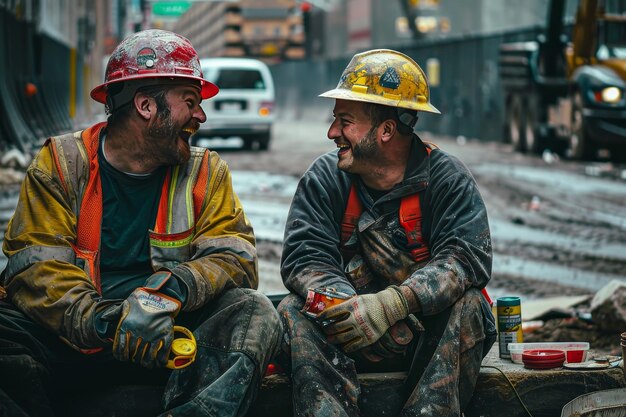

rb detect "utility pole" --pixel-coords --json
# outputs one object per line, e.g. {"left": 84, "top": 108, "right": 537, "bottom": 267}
{"left": 399, "top": 0, "right": 422, "bottom": 41}
{"left": 301, "top": 1, "right": 312, "bottom": 59}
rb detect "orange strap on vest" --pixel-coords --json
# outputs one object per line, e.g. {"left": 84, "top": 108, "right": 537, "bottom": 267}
{"left": 192, "top": 150, "right": 210, "bottom": 221}
{"left": 340, "top": 184, "right": 363, "bottom": 245}
{"left": 154, "top": 169, "right": 172, "bottom": 235}
{"left": 398, "top": 193, "right": 431, "bottom": 263}
{"left": 341, "top": 185, "right": 430, "bottom": 263}
{"left": 339, "top": 144, "right": 492, "bottom": 305}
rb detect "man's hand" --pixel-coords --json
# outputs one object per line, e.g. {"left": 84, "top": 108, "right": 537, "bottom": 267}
{"left": 358, "top": 318, "right": 418, "bottom": 362}
{"left": 317, "top": 286, "right": 409, "bottom": 353}
{"left": 107, "top": 271, "right": 181, "bottom": 368}
{"left": 358, "top": 315, "right": 424, "bottom": 362}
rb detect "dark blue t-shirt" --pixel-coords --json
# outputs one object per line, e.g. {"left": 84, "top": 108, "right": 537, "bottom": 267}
{"left": 97, "top": 137, "right": 165, "bottom": 300}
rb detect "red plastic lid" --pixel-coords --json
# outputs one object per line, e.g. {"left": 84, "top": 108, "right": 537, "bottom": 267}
{"left": 523, "top": 356, "right": 566, "bottom": 363}
{"left": 522, "top": 349, "right": 565, "bottom": 369}
{"left": 524, "top": 361, "right": 564, "bottom": 370}
{"left": 522, "top": 349, "right": 565, "bottom": 361}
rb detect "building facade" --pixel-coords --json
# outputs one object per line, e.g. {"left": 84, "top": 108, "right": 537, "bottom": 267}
{"left": 172, "top": 0, "right": 305, "bottom": 62}
{"left": 321, "top": 0, "right": 550, "bottom": 59}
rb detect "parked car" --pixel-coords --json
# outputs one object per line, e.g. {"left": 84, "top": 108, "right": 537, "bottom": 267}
{"left": 195, "top": 57, "right": 275, "bottom": 151}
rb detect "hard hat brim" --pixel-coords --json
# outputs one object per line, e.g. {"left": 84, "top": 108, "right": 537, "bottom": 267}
{"left": 319, "top": 88, "right": 440, "bottom": 115}
{"left": 90, "top": 75, "right": 219, "bottom": 104}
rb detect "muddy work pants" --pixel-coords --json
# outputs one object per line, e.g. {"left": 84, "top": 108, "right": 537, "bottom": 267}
{"left": 0, "top": 287, "right": 281, "bottom": 417}
{"left": 277, "top": 288, "right": 488, "bottom": 417}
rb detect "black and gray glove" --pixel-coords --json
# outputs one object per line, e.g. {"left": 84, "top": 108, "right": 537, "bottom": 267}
{"left": 104, "top": 271, "right": 181, "bottom": 368}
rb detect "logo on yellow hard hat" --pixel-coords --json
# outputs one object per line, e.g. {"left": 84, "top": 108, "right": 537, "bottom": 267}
{"left": 380, "top": 67, "right": 401, "bottom": 89}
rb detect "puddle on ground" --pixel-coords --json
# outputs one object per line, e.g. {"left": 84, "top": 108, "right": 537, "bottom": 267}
{"left": 473, "top": 164, "right": 626, "bottom": 195}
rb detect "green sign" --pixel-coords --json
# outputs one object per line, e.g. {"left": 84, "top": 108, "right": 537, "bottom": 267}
{"left": 152, "top": 1, "right": 192, "bottom": 17}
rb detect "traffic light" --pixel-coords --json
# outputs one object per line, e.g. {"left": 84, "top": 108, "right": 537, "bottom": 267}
{"left": 301, "top": 2, "right": 312, "bottom": 58}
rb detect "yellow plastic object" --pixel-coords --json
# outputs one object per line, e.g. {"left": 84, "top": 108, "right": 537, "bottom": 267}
{"left": 319, "top": 49, "right": 440, "bottom": 114}
{"left": 166, "top": 326, "right": 197, "bottom": 370}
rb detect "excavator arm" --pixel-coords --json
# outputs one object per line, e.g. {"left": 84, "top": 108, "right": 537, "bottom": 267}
{"left": 571, "top": 0, "right": 599, "bottom": 69}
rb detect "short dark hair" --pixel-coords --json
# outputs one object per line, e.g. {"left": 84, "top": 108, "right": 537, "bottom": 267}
{"left": 362, "top": 102, "right": 416, "bottom": 135}
{"left": 107, "top": 83, "right": 171, "bottom": 126}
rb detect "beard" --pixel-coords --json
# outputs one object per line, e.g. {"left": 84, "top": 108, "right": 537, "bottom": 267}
{"left": 147, "top": 112, "right": 190, "bottom": 166}
{"left": 351, "top": 126, "right": 378, "bottom": 161}
{"left": 337, "top": 126, "right": 379, "bottom": 174}
{"left": 337, "top": 127, "right": 379, "bottom": 174}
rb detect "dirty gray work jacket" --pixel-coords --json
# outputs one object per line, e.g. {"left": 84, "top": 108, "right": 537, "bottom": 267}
{"left": 281, "top": 135, "right": 492, "bottom": 319}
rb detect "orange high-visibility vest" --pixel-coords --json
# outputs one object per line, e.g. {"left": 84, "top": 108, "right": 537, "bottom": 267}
{"left": 48, "top": 123, "right": 210, "bottom": 293}
{"left": 339, "top": 146, "right": 493, "bottom": 305}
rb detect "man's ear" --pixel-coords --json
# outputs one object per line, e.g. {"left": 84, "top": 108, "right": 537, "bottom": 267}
{"left": 134, "top": 93, "right": 154, "bottom": 120}
{"left": 380, "top": 119, "right": 397, "bottom": 143}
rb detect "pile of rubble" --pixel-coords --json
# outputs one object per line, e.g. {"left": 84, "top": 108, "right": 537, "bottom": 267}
{"left": 524, "top": 280, "right": 626, "bottom": 357}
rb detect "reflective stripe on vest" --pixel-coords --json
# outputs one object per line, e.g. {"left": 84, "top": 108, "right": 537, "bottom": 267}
{"left": 49, "top": 124, "right": 208, "bottom": 292}
{"left": 339, "top": 144, "right": 492, "bottom": 305}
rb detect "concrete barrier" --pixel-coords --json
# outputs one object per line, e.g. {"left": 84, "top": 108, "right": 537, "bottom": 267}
{"left": 57, "top": 344, "right": 625, "bottom": 417}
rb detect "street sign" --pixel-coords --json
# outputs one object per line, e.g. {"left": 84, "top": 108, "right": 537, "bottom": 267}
{"left": 152, "top": 1, "right": 192, "bottom": 17}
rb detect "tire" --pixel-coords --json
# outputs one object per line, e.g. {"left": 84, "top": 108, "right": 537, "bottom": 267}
{"left": 568, "top": 93, "right": 595, "bottom": 160}
{"left": 257, "top": 132, "right": 271, "bottom": 151}
{"left": 242, "top": 138, "right": 254, "bottom": 150}
{"left": 243, "top": 133, "right": 270, "bottom": 151}
{"left": 609, "top": 144, "right": 626, "bottom": 163}
{"left": 507, "top": 94, "right": 525, "bottom": 152}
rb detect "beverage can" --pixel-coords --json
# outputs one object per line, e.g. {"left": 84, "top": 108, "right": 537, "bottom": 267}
{"left": 301, "top": 287, "right": 353, "bottom": 318}
{"left": 497, "top": 296, "right": 523, "bottom": 359}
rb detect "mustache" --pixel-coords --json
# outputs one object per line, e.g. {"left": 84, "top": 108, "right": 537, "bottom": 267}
{"left": 185, "top": 120, "right": 201, "bottom": 134}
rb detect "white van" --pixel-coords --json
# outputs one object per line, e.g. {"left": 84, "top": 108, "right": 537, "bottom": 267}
{"left": 196, "top": 57, "right": 275, "bottom": 151}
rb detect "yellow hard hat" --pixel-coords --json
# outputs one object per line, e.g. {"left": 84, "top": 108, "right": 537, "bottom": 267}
{"left": 319, "top": 49, "right": 440, "bottom": 114}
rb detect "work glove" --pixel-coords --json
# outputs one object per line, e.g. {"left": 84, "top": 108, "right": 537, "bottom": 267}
{"left": 104, "top": 271, "right": 181, "bottom": 369}
{"left": 317, "top": 285, "right": 410, "bottom": 353}
{"left": 358, "top": 315, "right": 422, "bottom": 362}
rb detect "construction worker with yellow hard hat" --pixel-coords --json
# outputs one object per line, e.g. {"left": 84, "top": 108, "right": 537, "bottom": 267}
{"left": 276, "top": 49, "right": 496, "bottom": 417}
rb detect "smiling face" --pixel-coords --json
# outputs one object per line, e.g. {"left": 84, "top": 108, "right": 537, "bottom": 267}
{"left": 145, "top": 84, "right": 206, "bottom": 165}
{"left": 327, "top": 99, "right": 381, "bottom": 174}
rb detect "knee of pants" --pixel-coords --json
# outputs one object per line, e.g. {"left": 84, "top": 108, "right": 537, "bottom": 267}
{"left": 277, "top": 293, "right": 305, "bottom": 321}
{"left": 242, "top": 288, "right": 283, "bottom": 346}
{"left": 276, "top": 294, "right": 314, "bottom": 333}
{"left": 191, "top": 288, "right": 282, "bottom": 366}
{"left": 260, "top": 293, "right": 283, "bottom": 337}
{"left": 458, "top": 288, "right": 486, "bottom": 354}
{"left": 277, "top": 293, "right": 328, "bottom": 346}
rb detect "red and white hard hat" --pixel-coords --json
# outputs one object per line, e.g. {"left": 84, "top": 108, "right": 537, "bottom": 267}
{"left": 90, "top": 29, "right": 218, "bottom": 107}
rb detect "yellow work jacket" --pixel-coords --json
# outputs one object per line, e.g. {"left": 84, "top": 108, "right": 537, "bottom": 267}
{"left": 2, "top": 122, "right": 257, "bottom": 351}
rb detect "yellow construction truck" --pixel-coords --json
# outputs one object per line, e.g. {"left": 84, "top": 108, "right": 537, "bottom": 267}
{"left": 500, "top": 0, "right": 626, "bottom": 160}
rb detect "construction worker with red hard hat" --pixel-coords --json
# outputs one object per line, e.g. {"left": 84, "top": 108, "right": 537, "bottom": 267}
{"left": 276, "top": 49, "right": 496, "bottom": 416}
{"left": 0, "top": 29, "right": 280, "bottom": 416}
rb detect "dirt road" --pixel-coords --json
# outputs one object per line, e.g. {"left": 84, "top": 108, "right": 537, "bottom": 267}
{"left": 207, "top": 118, "right": 626, "bottom": 301}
